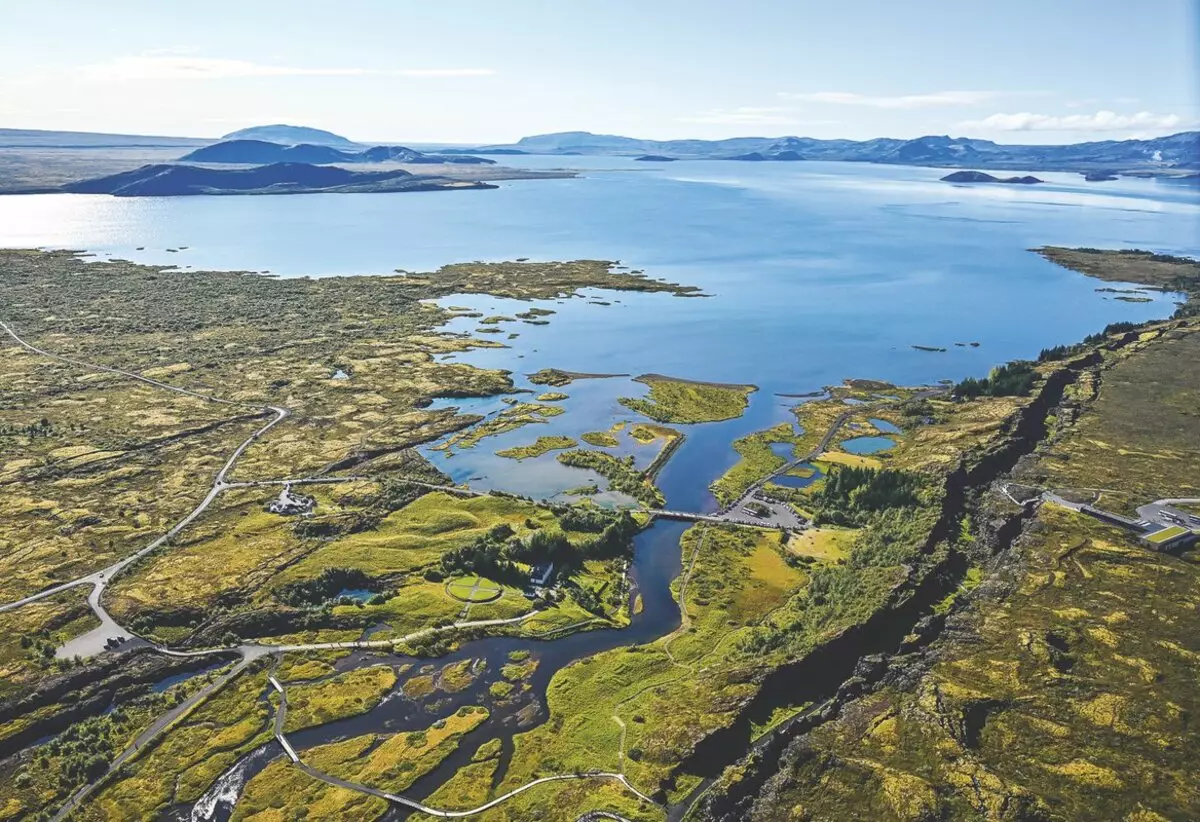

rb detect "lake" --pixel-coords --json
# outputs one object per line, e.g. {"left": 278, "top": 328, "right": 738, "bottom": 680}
{"left": 8, "top": 157, "right": 1196, "bottom": 818}
{"left": 1, "top": 157, "right": 1196, "bottom": 509}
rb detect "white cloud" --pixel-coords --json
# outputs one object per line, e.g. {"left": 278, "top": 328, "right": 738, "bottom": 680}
{"left": 80, "top": 56, "right": 494, "bottom": 82}
{"left": 677, "top": 106, "right": 835, "bottom": 126}
{"left": 778, "top": 90, "right": 1010, "bottom": 109}
{"left": 958, "top": 110, "right": 1188, "bottom": 132}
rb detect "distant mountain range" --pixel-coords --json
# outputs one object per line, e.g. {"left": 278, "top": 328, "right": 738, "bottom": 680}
{"left": 180, "top": 139, "right": 495, "bottom": 166}
{"left": 0, "top": 127, "right": 206, "bottom": 149}
{"left": 220, "top": 124, "right": 360, "bottom": 148}
{"left": 58, "top": 162, "right": 495, "bottom": 197}
{"left": 473, "top": 130, "right": 1200, "bottom": 173}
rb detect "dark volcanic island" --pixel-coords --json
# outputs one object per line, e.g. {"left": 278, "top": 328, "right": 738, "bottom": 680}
{"left": 941, "top": 170, "right": 1044, "bottom": 184}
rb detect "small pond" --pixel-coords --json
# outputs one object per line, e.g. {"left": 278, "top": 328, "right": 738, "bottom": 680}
{"left": 770, "top": 462, "right": 824, "bottom": 489}
{"left": 839, "top": 435, "right": 896, "bottom": 455}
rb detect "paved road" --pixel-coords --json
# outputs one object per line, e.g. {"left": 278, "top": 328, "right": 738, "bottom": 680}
{"left": 51, "top": 654, "right": 252, "bottom": 822}
{"left": 2, "top": 407, "right": 285, "bottom": 619}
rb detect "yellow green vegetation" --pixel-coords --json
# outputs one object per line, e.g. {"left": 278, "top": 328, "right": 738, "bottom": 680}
{"left": 0, "top": 249, "right": 692, "bottom": 598}
{"left": 748, "top": 505, "right": 1200, "bottom": 819}
{"left": 581, "top": 430, "right": 620, "bottom": 447}
{"left": 437, "top": 659, "right": 484, "bottom": 693}
{"left": 283, "top": 664, "right": 397, "bottom": 732}
{"left": 234, "top": 706, "right": 490, "bottom": 821}
{"left": 581, "top": 420, "right": 632, "bottom": 448}
{"left": 815, "top": 450, "right": 883, "bottom": 470}
{"left": 628, "top": 423, "right": 670, "bottom": 444}
{"left": 500, "top": 650, "right": 539, "bottom": 682}
{"left": 420, "top": 735, "right": 505, "bottom": 813}
{"left": 435, "top": 402, "right": 565, "bottom": 453}
{"left": 0, "top": 351, "right": 266, "bottom": 598}
{"left": 619, "top": 374, "right": 756, "bottom": 424}
{"left": 732, "top": 253, "right": 1200, "bottom": 821}
{"left": 269, "top": 491, "right": 561, "bottom": 586}
{"left": 556, "top": 449, "right": 665, "bottom": 507}
{"left": 785, "top": 527, "right": 856, "bottom": 562}
{"left": 1029, "top": 325, "right": 1200, "bottom": 507}
{"left": 0, "top": 664, "right": 229, "bottom": 820}
{"left": 274, "top": 651, "right": 348, "bottom": 682}
{"left": 495, "top": 435, "right": 578, "bottom": 460}
{"left": 1036, "top": 246, "right": 1200, "bottom": 291}
{"left": 516, "top": 307, "right": 557, "bottom": 319}
{"left": 0, "top": 588, "right": 97, "bottom": 703}
{"left": 710, "top": 423, "right": 799, "bottom": 505}
{"left": 106, "top": 481, "right": 597, "bottom": 644}
{"left": 563, "top": 483, "right": 601, "bottom": 496}
{"left": 445, "top": 575, "right": 504, "bottom": 603}
{"left": 635, "top": 424, "right": 684, "bottom": 482}
{"left": 425, "top": 525, "right": 811, "bottom": 815}
{"left": 75, "top": 663, "right": 275, "bottom": 821}
{"left": 535, "top": 391, "right": 568, "bottom": 401}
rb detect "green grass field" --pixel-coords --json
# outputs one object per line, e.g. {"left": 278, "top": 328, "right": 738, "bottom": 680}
{"left": 445, "top": 575, "right": 504, "bottom": 603}
{"left": 618, "top": 374, "right": 756, "bottom": 424}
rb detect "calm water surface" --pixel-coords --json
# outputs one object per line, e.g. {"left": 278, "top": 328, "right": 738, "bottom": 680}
{"left": 2, "top": 158, "right": 1195, "bottom": 505}
{"left": 11, "top": 159, "right": 1193, "bottom": 813}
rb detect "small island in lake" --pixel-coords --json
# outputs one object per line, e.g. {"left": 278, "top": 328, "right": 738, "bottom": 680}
{"left": 941, "top": 170, "right": 1044, "bottom": 184}
{"left": 634, "top": 155, "right": 678, "bottom": 162}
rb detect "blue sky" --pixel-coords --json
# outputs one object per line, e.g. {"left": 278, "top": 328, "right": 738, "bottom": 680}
{"left": 1, "top": 0, "right": 1196, "bottom": 144}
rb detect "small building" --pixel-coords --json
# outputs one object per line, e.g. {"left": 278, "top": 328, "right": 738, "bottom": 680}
{"left": 1141, "top": 524, "right": 1197, "bottom": 552}
{"left": 529, "top": 562, "right": 555, "bottom": 588}
{"left": 267, "top": 485, "right": 315, "bottom": 516}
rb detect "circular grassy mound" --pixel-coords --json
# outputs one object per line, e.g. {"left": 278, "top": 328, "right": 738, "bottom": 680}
{"left": 445, "top": 575, "right": 503, "bottom": 603}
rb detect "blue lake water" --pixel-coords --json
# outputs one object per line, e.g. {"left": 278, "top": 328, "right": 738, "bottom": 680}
{"left": 769, "top": 464, "right": 825, "bottom": 490}
{"left": 869, "top": 418, "right": 902, "bottom": 434}
{"left": 839, "top": 435, "right": 897, "bottom": 455}
{"left": 1, "top": 158, "right": 1196, "bottom": 508}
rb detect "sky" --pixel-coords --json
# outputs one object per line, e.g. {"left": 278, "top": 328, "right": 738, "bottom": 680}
{"left": 1, "top": 0, "right": 1197, "bottom": 145}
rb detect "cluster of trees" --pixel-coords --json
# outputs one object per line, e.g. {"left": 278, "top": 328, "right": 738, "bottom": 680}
{"left": 812, "top": 466, "right": 923, "bottom": 527}
{"left": 17, "top": 708, "right": 141, "bottom": 800}
{"left": 740, "top": 502, "right": 941, "bottom": 658}
{"left": 273, "top": 567, "right": 372, "bottom": 607}
{"left": 952, "top": 361, "right": 1037, "bottom": 399}
{"left": 440, "top": 509, "right": 640, "bottom": 583}
{"left": 18, "top": 633, "right": 58, "bottom": 661}
{"left": 555, "top": 450, "right": 664, "bottom": 507}
{"left": 553, "top": 504, "right": 621, "bottom": 532}
{"left": 440, "top": 523, "right": 525, "bottom": 584}
{"left": 1038, "top": 320, "right": 1142, "bottom": 362}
